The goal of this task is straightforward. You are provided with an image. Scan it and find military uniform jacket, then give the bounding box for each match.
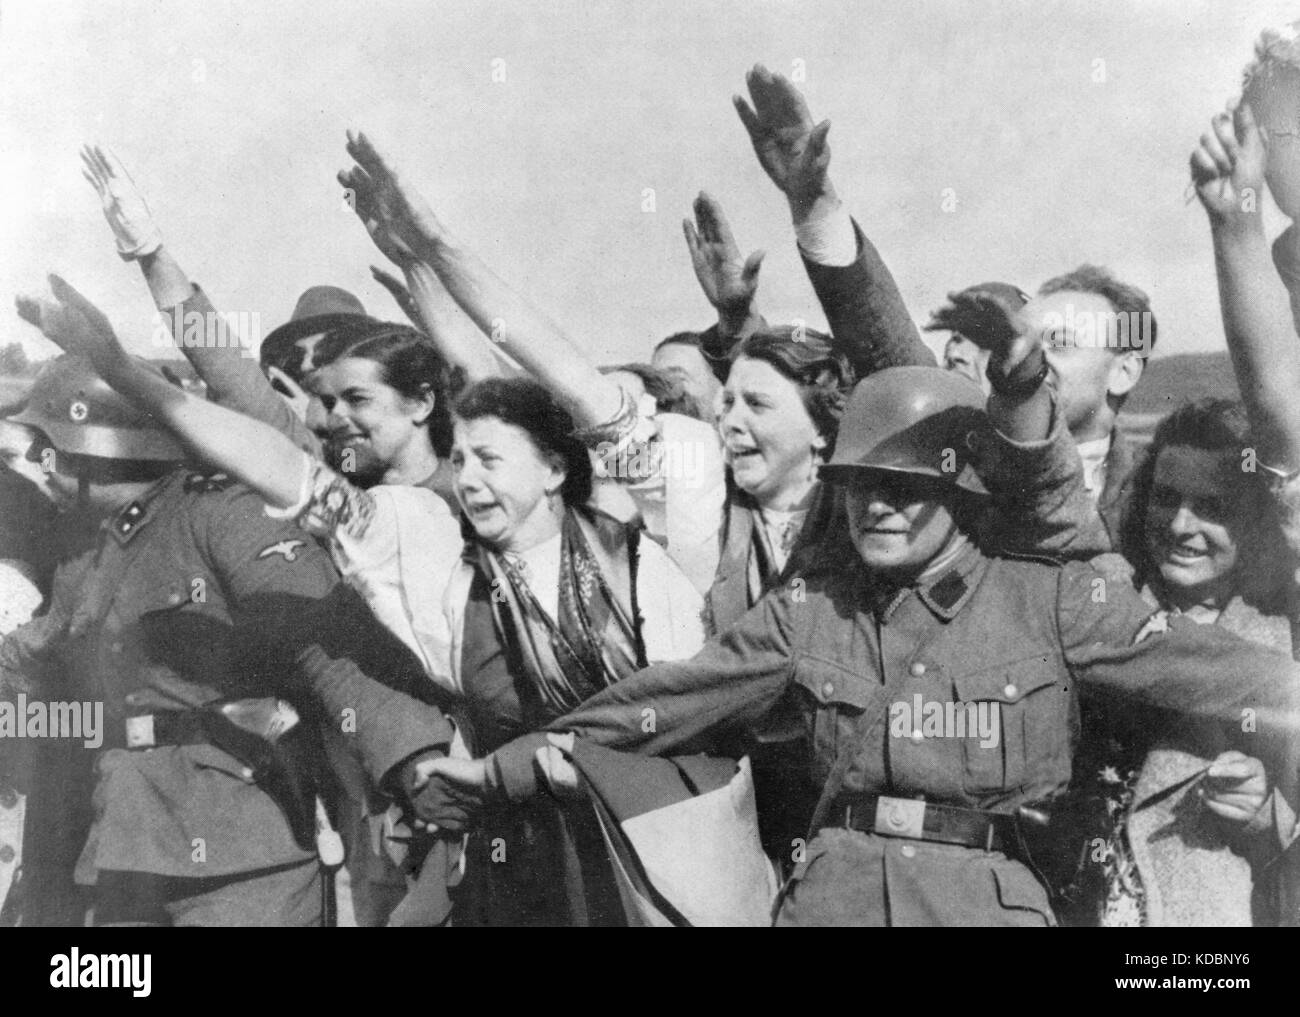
[495,542,1299,925]
[0,468,453,882]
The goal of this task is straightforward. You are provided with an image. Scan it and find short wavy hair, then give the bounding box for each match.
[1039,264,1157,357]
[600,362,703,419]
[1120,398,1288,611]
[311,322,460,458]
[730,326,855,456]
[452,376,593,507]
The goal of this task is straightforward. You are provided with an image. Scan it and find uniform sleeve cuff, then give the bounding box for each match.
[490,733,552,802]
[989,385,1066,452]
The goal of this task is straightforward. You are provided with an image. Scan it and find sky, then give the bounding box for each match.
[2,0,1298,365]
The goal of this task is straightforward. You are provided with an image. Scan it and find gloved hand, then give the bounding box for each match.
[81,144,163,260]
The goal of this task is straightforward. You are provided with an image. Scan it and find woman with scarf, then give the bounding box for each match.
[31,283,706,925]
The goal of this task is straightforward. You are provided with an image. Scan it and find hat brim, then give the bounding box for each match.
[260,313,376,357]
[819,461,988,496]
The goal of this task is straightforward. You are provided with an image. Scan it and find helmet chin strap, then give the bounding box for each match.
[77,474,91,512]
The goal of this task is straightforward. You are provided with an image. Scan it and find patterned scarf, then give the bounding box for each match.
[477,507,645,721]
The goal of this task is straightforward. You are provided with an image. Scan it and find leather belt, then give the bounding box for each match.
[826,794,1016,852]
[121,711,211,750]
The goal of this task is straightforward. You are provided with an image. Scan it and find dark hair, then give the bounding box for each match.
[731,327,855,456]
[311,322,459,457]
[453,377,593,506]
[259,332,313,384]
[653,331,703,354]
[1038,264,1158,357]
[1120,398,1286,610]
[600,362,704,420]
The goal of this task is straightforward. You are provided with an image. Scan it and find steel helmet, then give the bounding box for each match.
[820,366,988,495]
[7,355,183,463]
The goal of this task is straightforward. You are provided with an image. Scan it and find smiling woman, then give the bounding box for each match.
[309,322,459,505]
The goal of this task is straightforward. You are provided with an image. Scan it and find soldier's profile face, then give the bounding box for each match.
[844,470,960,576]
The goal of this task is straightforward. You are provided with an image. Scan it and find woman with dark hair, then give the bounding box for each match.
[704,326,853,631]
[414,367,1300,928]
[1061,396,1295,926]
[433,376,705,924]
[39,291,708,924]
[309,321,460,503]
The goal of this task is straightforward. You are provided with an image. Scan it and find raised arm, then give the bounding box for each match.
[337,131,624,429]
[31,275,308,511]
[734,65,933,373]
[1192,104,1300,474]
[343,162,503,387]
[682,191,766,367]
[80,145,315,452]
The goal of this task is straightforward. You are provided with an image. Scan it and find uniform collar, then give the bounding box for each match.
[105,471,180,546]
[872,539,985,623]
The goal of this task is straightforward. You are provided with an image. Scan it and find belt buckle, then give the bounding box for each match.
[873,796,926,839]
[125,714,157,749]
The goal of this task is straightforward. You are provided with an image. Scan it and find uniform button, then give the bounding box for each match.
[0,844,14,864]
[821,681,835,699]
[909,662,926,677]
[900,844,916,859]
[1003,683,1018,699]
[240,767,255,783]
[168,592,183,605]
[910,729,924,743]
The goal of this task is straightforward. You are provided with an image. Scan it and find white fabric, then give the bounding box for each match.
[0,560,40,919]
[794,200,857,267]
[1075,435,1112,501]
[506,533,563,623]
[590,412,727,596]
[267,455,465,692]
[589,756,779,927]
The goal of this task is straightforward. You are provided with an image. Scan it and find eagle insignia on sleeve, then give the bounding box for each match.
[257,539,306,563]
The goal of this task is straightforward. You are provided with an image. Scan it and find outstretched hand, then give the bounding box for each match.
[733,64,834,216]
[16,275,127,368]
[1190,104,1267,229]
[339,130,448,266]
[924,284,1039,383]
[81,144,163,260]
[682,192,764,324]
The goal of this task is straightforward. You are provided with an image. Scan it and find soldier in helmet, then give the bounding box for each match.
[414,365,1300,926]
[0,350,458,925]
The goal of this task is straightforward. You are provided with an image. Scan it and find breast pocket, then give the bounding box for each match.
[792,654,876,766]
[951,653,1064,795]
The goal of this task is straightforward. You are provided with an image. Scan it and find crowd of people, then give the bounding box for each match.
[2,32,1300,927]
